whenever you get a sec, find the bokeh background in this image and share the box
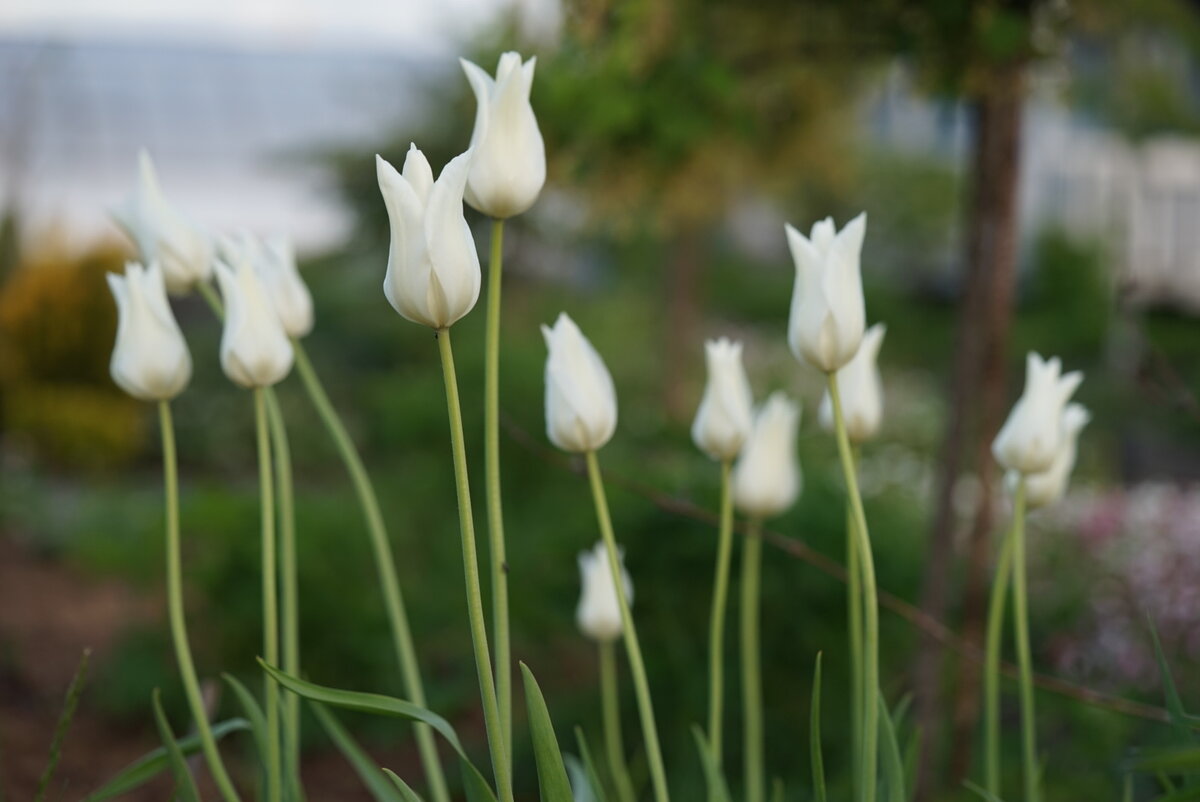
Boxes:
[2,0,1200,800]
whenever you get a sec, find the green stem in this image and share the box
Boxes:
[1011,480,1038,802]
[706,460,735,769]
[599,640,636,802]
[436,329,513,802]
[984,515,1016,798]
[827,373,878,802]
[254,389,282,802]
[291,339,449,802]
[584,450,670,802]
[483,218,512,768]
[846,498,863,799]
[265,392,302,801]
[740,520,764,802]
[158,402,242,802]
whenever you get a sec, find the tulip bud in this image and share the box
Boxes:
[461,52,546,219]
[576,541,633,642]
[786,214,867,373]
[541,312,618,453]
[221,234,314,339]
[213,258,294,388]
[993,353,1083,475]
[692,338,755,461]
[733,392,802,519]
[112,150,213,295]
[819,323,887,444]
[377,147,482,329]
[106,262,192,401]
[1010,403,1090,509]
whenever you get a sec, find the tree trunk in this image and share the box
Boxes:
[912,61,1025,799]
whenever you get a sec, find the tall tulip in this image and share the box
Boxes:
[576,542,633,642]
[378,146,481,330]
[213,259,294,389]
[733,392,802,519]
[818,322,886,443]
[786,214,867,374]
[692,338,755,462]
[112,150,213,295]
[107,262,192,401]
[461,52,546,219]
[992,353,1084,475]
[542,312,618,453]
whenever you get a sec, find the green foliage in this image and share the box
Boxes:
[310,701,414,802]
[520,663,574,802]
[150,687,201,802]
[810,653,827,802]
[692,724,732,802]
[33,649,90,802]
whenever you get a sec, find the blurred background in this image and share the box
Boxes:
[2,0,1200,799]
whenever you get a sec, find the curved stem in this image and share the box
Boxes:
[254,389,282,802]
[584,450,670,802]
[740,520,764,802]
[265,392,302,801]
[984,516,1016,797]
[158,402,242,802]
[291,339,449,802]
[827,373,878,802]
[1010,480,1038,802]
[483,219,512,768]
[846,497,863,798]
[599,640,636,802]
[706,460,735,769]
[436,329,513,802]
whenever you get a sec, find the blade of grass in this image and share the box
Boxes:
[520,664,574,802]
[691,726,732,802]
[33,649,90,802]
[383,769,426,802]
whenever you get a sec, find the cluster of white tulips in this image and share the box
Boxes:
[93,46,1092,802]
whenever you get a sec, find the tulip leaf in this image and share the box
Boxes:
[810,653,827,802]
[222,672,269,763]
[257,660,496,802]
[82,717,250,801]
[963,780,1007,801]
[520,663,574,802]
[878,694,906,802]
[1134,746,1200,774]
[310,700,413,802]
[771,778,785,802]
[1149,617,1196,745]
[691,725,732,802]
[382,769,426,802]
[564,755,597,802]
[150,688,201,802]
[573,727,610,802]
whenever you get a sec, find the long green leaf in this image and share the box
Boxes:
[150,689,201,802]
[82,718,250,801]
[310,700,410,802]
[382,769,426,802]
[34,649,90,802]
[565,755,597,802]
[691,725,732,802]
[223,673,268,763]
[1149,618,1196,745]
[573,727,610,802]
[520,663,574,802]
[963,780,1007,802]
[810,653,826,802]
[258,661,496,802]
[878,695,905,802]
[1135,747,1200,774]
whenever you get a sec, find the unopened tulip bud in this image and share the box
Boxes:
[819,323,887,443]
[112,150,213,295]
[576,541,633,642]
[461,52,546,218]
[1012,403,1090,509]
[733,392,802,518]
[107,262,192,401]
[377,146,482,329]
[692,338,754,461]
[993,353,1083,475]
[542,312,618,453]
[786,214,867,373]
[214,258,294,388]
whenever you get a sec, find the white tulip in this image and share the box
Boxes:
[993,353,1083,475]
[221,234,314,339]
[576,541,633,642]
[819,323,887,443]
[377,146,482,329]
[542,312,617,453]
[691,338,755,461]
[786,214,867,373]
[213,258,294,388]
[112,150,213,295]
[106,262,192,401]
[733,392,802,518]
[461,52,546,219]
[1011,403,1090,509]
